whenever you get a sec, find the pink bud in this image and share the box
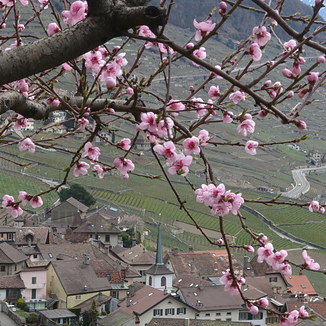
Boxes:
[295,120,307,130]
[126,87,134,95]
[282,68,295,79]
[287,91,294,98]
[317,56,325,63]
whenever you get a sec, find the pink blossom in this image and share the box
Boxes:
[18,191,30,206]
[299,305,309,318]
[307,72,319,85]
[279,263,292,276]
[118,138,131,151]
[244,245,255,253]
[302,250,320,270]
[18,138,35,154]
[258,109,268,118]
[287,91,294,98]
[315,0,322,5]
[208,86,220,99]
[62,63,72,71]
[61,1,88,25]
[138,25,156,48]
[2,195,23,218]
[281,310,299,326]
[270,10,279,25]
[247,302,259,315]
[292,57,305,75]
[167,154,193,177]
[258,298,269,308]
[317,56,325,63]
[220,269,245,295]
[192,47,207,66]
[114,157,135,179]
[126,87,134,95]
[211,65,223,79]
[198,130,210,147]
[219,1,227,15]
[78,117,89,130]
[295,120,307,130]
[30,196,43,208]
[282,68,295,79]
[237,114,255,137]
[193,19,216,41]
[223,111,233,124]
[283,39,297,55]
[94,164,105,179]
[229,90,246,104]
[114,52,128,67]
[83,50,105,74]
[309,200,319,212]
[153,141,177,165]
[167,100,185,117]
[265,249,288,270]
[73,161,90,177]
[249,43,262,61]
[137,112,158,134]
[319,206,325,214]
[216,238,224,246]
[252,26,271,46]
[157,117,174,138]
[183,136,200,156]
[263,80,272,88]
[105,77,117,89]
[257,242,274,263]
[225,191,244,215]
[81,142,101,162]
[47,23,60,36]
[14,114,28,131]
[245,140,258,155]
[100,62,122,81]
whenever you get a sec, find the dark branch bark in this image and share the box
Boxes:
[0,0,164,86]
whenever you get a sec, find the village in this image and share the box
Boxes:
[0,196,325,326]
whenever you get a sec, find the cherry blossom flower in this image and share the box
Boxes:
[265,249,288,270]
[47,23,60,36]
[167,154,193,177]
[270,9,279,25]
[219,1,227,15]
[167,100,185,117]
[208,86,220,99]
[81,142,101,162]
[2,195,23,218]
[18,191,30,206]
[183,136,200,156]
[78,117,89,130]
[257,298,269,308]
[198,130,210,147]
[220,269,245,295]
[62,1,88,25]
[317,56,325,63]
[138,25,156,48]
[319,206,325,214]
[308,200,319,212]
[299,305,309,318]
[118,138,131,151]
[153,141,177,165]
[94,165,105,179]
[229,90,246,104]
[244,245,255,253]
[307,72,319,85]
[192,47,206,66]
[30,196,43,208]
[283,39,297,54]
[83,50,106,75]
[302,250,320,270]
[259,109,268,118]
[157,117,174,138]
[193,19,216,41]
[282,68,295,79]
[114,52,128,67]
[18,138,35,154]
[223,111,233,124]
[252,26,271,46]
[245,140,258,155]
[237,114,255,137]
[126,87,134,95]
[292,57,305,75]
[246,302,259,315]
[62,63,72,71]
[257,242,274,263]
[295,120,307,130]
[14,114,28,131]
[281,310,299,326]
[114,157,135,179]
[249,43,262,61]
[137,112,158,134]
[73,161,90,177]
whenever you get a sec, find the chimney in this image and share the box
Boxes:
[116,261,122,277]
[131,238,137,247]
[189,245,193,252]
[98,292,103,302]
[163,285,168,295]
[243,255,249,270]
[143,246,146,253]
[126,293,130,307]
[172,247,178,256]
[199,280,203,291]
[190,260,195,274]
[130,284,135,297]
[84,285,87,292]
[83,254,90,265]
[104,247,109,255]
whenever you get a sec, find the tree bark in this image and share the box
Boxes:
[0,0,165,86]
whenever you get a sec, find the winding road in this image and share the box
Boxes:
[282,165,326,199]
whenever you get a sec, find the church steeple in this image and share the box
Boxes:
[156,222,164,265]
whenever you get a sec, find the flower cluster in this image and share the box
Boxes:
[195,183,244,217]
[61,1,88,25]
[220,269,245,295]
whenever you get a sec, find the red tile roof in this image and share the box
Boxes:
[284,275,317,296]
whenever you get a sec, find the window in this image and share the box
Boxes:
[153,309,163,316]
[149,276,152,286]
[165,308,175,316]
[32,289,36,299]
[205,313,210,317]
[33,254,38,259]
[226,319,232,322]
[267,316,280,324]
[216,313,221,316]
[32,277,37,284]
[177,308,186,315]
[269,277,278,282]
[111,291,119,299]
[105,234,110,242]
[0,266,5,272]
[226,312,231,316]
[239,312,263,320]
[75,295,81,300]
[161,276,166,287]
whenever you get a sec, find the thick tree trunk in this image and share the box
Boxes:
[0,0,165,86]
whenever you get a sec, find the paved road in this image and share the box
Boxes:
[282,165,326,199]
[0,312,19,326]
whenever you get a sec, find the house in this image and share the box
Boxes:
[0,242,28,276]
[0,274,25,304]
[39,309,77,326]
[15,227,52,247]
[73,212,121,247]
[95,130,112,143]
[99,285,197,326]
[286,299,326,321]
[112,244,155,282]
[19,268,47,310]
[50,197,88,225]
[284,275,317,297]
[13,215,25,227]
[134,134,151,151]
[0,226,16,242]
[164,248,242,278]
[90,205,122,225]
[73,292,112,315]
[46,254,111,309]
[147,319,253,326]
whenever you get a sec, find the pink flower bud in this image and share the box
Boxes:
[287,91,294,98]
[282,68,295,79]
[295,120,307,130]
[317,56,325,63]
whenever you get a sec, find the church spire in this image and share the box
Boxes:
[156,222,164,265]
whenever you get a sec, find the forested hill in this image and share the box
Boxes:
[149,0,317,41]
